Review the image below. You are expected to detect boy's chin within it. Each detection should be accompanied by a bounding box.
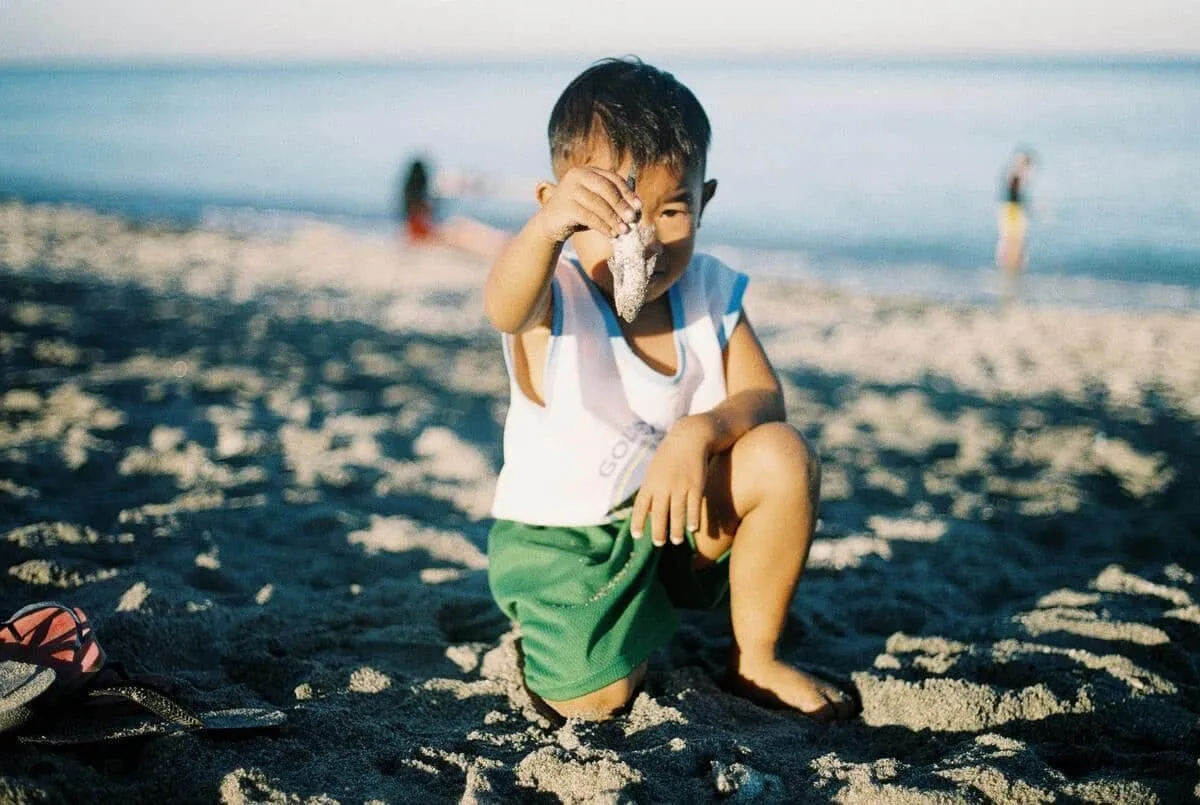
[648,267,679,292]
[591,269,672,307]
[600,281,668,305]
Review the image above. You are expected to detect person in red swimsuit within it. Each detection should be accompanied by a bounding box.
[400,158,437,244]
[396,156,510,260]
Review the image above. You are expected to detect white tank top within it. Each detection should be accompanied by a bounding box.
[490,252,748,526]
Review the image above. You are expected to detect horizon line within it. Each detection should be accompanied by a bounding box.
[3,50,1199,71]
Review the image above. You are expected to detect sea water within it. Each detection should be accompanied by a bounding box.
[1,58,1197,310]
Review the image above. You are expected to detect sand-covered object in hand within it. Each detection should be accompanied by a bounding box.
[609,223,657,323]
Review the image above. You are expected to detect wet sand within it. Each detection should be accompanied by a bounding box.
[2,200,1198,803]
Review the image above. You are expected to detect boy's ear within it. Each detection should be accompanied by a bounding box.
[536,181,557,208]
[697,179,718,225]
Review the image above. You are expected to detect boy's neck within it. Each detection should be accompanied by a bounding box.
[617,293,672,336]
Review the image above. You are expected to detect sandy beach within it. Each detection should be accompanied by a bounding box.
[1,199,1198,803]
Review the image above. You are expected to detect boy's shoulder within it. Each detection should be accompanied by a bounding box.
[688,251,743,277]
[689,250,724,268]
[683,251,748,295]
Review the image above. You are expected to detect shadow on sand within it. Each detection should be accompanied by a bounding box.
[1,268,1197,801]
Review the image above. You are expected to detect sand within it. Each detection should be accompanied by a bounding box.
[1,199,1198,803]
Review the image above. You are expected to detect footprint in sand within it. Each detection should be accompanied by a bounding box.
[855,562,1195,735]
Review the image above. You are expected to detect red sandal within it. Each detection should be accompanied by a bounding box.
[0,601,106,694]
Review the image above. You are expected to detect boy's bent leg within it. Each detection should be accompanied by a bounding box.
[696,422,857,722]
[541,662,648,720]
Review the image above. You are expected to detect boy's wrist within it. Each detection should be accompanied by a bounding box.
[679,413,721,448]
[530,208,573,246]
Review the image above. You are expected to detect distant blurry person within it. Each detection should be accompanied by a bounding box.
[396,155,510,260]
[995,149,1035,277]
[399,158,436,244]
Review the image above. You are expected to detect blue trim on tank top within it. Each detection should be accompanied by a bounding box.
[719,272,749,350]
[543,277,563,406]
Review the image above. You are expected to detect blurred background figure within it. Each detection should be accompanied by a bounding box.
[398,157,437,244]
[396,155,510,261]
[995,148,1036,302]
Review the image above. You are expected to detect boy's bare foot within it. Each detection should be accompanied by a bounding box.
[728,658,859,723]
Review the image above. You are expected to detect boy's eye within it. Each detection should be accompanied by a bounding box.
[659,207,691,218]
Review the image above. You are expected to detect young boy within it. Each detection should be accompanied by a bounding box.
[483,57,855,723]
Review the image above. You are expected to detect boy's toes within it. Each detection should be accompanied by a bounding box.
[817,681,861,721]
[727,662,861,722]
[801,701,835,724]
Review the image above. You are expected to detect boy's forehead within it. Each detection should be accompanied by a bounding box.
[558,135,628,172]
[557,138,702,188]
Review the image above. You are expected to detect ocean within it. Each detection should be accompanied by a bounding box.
[1,58,1198,310]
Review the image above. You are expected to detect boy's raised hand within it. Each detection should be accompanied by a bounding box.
[631,415,716,548]
[535,167,642,244]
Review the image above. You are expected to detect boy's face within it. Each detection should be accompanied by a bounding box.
[556,141,717,308]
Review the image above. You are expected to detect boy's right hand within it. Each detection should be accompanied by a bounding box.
[535,167,642,244]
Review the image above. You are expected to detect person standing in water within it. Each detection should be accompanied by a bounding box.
[995,149,1036,302]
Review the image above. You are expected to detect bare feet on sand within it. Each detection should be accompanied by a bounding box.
[729,657,860,723]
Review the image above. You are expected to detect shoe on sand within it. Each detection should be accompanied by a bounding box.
[0,660,57,735]
[1,601,106,693]
[18,681,286,746]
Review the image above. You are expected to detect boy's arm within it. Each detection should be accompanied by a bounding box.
[698,313,786,451]
[482,219,564,333]
[483,168,641,334]
[631,313,784,545]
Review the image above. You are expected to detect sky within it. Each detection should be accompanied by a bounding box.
[2,0,1199,63]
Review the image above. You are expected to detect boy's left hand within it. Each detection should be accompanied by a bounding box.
[631,415,715,547]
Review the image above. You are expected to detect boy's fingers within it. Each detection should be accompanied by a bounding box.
[576,189,630,236]
[587,170,641,222]
[572,200,626,238]
[596,168,642,206]
[686,491,702,537]
[630,493,648,539]
[669,493,687,545]
[650,500,669,547]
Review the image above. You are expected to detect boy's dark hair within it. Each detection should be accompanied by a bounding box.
[548,57,711,176]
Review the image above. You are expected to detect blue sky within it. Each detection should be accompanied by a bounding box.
[2,0,1198,63]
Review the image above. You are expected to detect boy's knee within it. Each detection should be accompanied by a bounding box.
[546,689,630,721]
[742,423,820,499]
[542,665,645,721]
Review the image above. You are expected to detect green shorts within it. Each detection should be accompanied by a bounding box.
[487,512,730,702]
